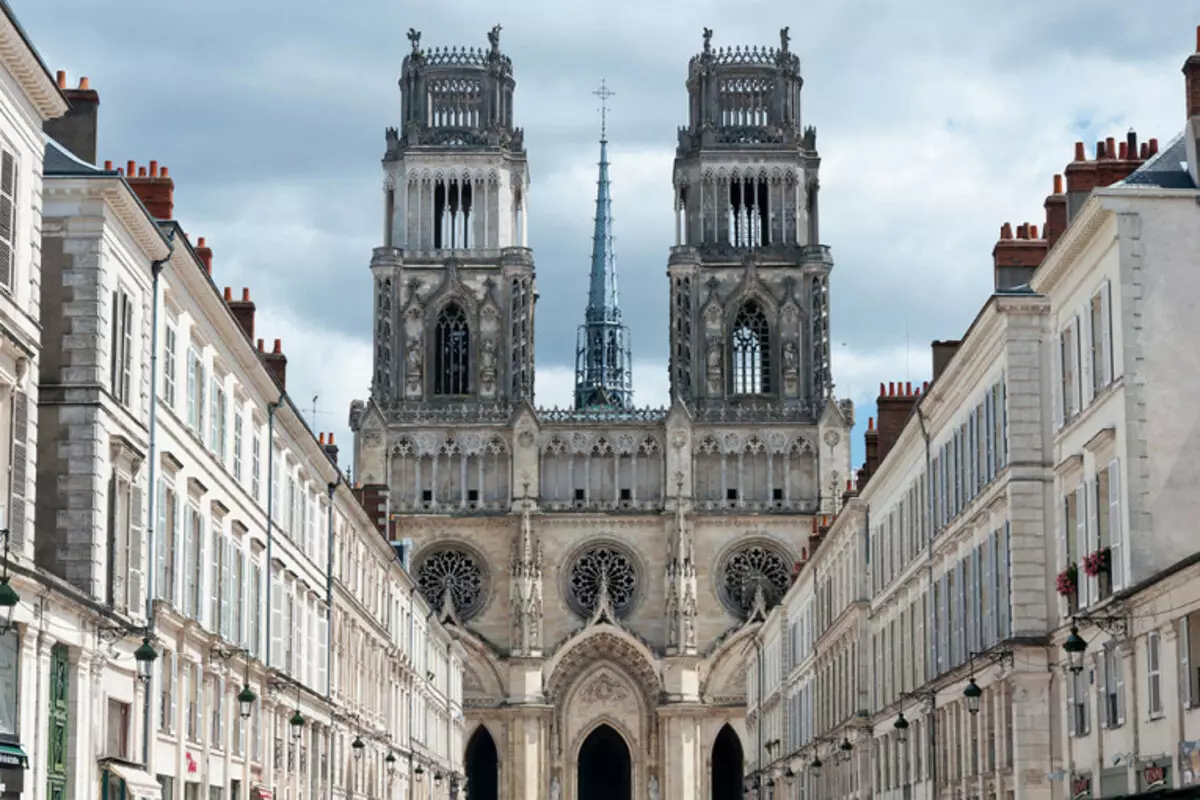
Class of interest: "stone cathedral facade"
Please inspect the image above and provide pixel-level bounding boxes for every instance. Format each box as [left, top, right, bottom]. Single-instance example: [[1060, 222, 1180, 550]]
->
[[348, 26, 853, 800]]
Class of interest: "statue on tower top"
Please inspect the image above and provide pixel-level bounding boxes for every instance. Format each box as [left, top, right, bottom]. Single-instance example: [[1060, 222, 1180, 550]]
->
[[488, 24, 503, 54], [407, 28, 421, 54], [702, 27, 713, 54], [780, 26, 790, 52]]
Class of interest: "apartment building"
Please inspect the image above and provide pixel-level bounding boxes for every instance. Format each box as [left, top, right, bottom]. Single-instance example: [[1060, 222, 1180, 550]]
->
[[0, 6, 465, 800], [747, 24, 1200, 800]]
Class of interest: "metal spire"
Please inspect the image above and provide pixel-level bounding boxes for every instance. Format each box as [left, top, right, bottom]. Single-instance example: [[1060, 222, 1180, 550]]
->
[[574, 79, 633, 410]]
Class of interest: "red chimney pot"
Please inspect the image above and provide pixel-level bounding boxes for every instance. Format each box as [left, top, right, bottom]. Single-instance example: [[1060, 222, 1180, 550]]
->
[[149, 160, 158, 177], [161, 167, 169, 178], [319, 432, 326, 445], [273, 338, 282, 354], [329, 433, 335, 445], [223, 286, 232, 301], [868, 416, 875, 431], [256, 338, 264, 352], [1149, 138, 1159, 155], [126, 160, 135, 175], [1030, 224, 1039, 239], [78, 77, 89, 90], [103, 160, 113, 171], [138, 166, 147, 177], [1053, 174, 1064, 194], [242, 287, 250, 301], [56, 70, 66, 89], [906, 381, 912, 395]]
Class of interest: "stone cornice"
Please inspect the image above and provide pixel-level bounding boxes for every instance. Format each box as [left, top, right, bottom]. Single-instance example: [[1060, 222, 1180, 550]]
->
[[0, 10, 68, 120], [1030, 196, 1111, 295], [44, 179, 171, 264]]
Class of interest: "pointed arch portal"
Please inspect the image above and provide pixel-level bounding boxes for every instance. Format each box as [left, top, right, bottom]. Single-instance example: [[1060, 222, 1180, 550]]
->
[[465, 726, 499, 800], [578, 724, 631, 800], [712, 724, 744, 800]]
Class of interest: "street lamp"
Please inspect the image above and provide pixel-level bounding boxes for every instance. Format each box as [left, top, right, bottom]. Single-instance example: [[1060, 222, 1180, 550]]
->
[[385, 751, 396, 776], [352, 735, 366, 760], [237, 684, 257, 720], [134, 637, 158, 683], [963, 678, 982, 715], [0, 576, 18, 636], [810, 757, 822, 779], [434, 772, 443, 787], [893, 712, 909, 744], [839, 737, 853, 763], [1063, 625, 1088, 675], [289, 708, 305, 740], [414, 764, 425, 781]]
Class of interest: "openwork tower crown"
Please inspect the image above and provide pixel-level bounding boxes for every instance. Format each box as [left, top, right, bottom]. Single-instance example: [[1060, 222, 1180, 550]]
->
[[391, 25, 522, 153], [680, 27, 807, 153]]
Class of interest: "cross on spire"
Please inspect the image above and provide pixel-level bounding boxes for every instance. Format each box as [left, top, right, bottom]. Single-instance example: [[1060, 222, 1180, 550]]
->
[[593, 79, 615, 142]]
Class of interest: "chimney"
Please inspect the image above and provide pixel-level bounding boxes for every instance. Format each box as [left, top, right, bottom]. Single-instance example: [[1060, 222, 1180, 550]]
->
[[992, 219, 1048, 290], [1184, 25, 1200, 119], [44, 73, 100, 164], [194, 236, 213, 274], [126, 160, 175, 220], [1064, 141, 1099, 223], [861, 415, 879, 487], [323, 432, 340, 466], [1043, 174, 1068, 249], [351, 484, 390, 537], [931, 340, 961, 383], [262, 338, 288, 390], [226, 286, 256, 342], [876, 381, 919, 466]]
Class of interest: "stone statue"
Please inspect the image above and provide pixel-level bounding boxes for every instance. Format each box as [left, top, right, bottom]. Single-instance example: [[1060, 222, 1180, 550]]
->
[[488, 24, 502, 53], [549, 775, 560, 800], [407, 28, 421, 54], [405, 337, 423, 377], [783, 340, 798, 373], [707, 341, 721, 372], [480, 338, 497, 380], [702, 27, 713, 53], [648, 775, 660, 800], [780, 26, 790, 52]]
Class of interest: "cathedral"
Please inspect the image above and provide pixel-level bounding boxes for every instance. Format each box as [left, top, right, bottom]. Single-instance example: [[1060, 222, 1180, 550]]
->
[[348, 25, 854, 800]]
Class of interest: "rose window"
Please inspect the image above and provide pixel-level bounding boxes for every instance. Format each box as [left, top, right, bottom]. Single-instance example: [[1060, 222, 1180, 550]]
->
[[566, 543, 639, 618], [719, 543, 791, 617], [415, 548, 487, 620]]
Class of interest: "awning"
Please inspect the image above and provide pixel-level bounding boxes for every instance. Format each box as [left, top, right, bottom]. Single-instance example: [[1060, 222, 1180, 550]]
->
[[0, 743, 27, 769], [251, 787, 272, 800], [103, 762, 163, 800]]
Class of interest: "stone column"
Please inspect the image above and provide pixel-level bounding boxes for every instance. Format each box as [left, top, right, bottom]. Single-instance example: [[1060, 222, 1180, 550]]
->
[[22, 630, 49, 800], [507, 707, 548, 800], [657, 708, 702, 800], [1011, 661, 1054, 800]]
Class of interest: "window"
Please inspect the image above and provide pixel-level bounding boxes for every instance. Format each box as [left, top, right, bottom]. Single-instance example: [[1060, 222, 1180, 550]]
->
[[250, 557, 263, 658], [251, 426, 262, 500], [731, 299, 770, 394], [1147, 631, 1163, 719], [210, 676, 224, 749], [107, 473, 144, 617], [233, 412, 244, 482], [106, 698, 131, 758], [0, 150, 17, 290], [186, 661, 201, 742], [156, 481, 179, 605], [159, 648, 176, 734], [0, 630, 17, 735], [1090, 282, 1114, 394], [1059, 318, 1080, 423], [1101, 642, 1125, 727], [110, 289, 135, 405], [209, 378, 227, 461], [1068, 667, 1089, 736], [187, 348, 205, 434], [163, 324, 177, 408], [433, 302, 470, 395], [184, 505, 204, 620], [235, 547, 246, 646]]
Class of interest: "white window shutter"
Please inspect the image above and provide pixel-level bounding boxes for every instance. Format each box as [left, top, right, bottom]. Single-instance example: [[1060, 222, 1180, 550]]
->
[[1071, 315, 1083, 416], [1081, 305, 1095, 406], [1108, 461, 1124, 591], [1076, 485, 1089, 608], [1067, 668, 1077, 735], [129, 485, 145, 620], [270, 570, 284, 669], [1097, 650, 1108, 728], [1101, 279, 1114, 384], [1087, 478, 1100, 601], [1182, 616, 1192, 709], [1054, 332, 1065, 430], [1115, 650, 1126, 724]]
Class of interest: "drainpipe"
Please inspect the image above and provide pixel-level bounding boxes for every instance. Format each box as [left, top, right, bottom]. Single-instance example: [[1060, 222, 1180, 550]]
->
[[325, 476, 341, 800], [915, 404, 938, 793], [143, 228, 176, 769], [264, 395, 284, 670]]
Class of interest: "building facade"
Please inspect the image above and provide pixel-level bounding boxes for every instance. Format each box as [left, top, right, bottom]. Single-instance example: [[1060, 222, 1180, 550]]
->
[[0, 6, 465, 800], [350, 26, 854, 800], [746, 26, 1200, 800]]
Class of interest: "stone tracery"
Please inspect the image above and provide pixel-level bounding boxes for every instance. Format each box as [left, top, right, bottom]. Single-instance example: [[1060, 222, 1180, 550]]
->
[[415, 546, 488, 619], [566, 543, 639, 618]]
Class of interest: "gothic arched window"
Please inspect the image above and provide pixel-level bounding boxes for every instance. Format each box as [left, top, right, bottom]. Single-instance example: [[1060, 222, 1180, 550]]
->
[[434, 302, 470, 395], [731, 300, 770, 394]]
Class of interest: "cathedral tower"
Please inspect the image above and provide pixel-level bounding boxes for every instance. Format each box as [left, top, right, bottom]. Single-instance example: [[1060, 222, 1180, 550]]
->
[[574, 81, 634, 410], [370, 25, 536, 413], [668, 27, 833, 412]]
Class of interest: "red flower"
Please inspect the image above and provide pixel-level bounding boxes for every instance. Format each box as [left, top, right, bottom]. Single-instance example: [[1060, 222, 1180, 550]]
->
[[1082, 547, 1111, 577], [1056, 563, 1078, 596]]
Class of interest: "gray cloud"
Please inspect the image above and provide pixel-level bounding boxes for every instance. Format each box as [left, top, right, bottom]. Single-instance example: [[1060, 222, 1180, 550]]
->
[[15, 0, 1199, 462]]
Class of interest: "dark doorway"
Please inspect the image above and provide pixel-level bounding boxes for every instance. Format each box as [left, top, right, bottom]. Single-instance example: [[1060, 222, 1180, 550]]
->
[[465, 727, 499, 800], [712, 724, 744, 800], [578, 724, 631, 800]]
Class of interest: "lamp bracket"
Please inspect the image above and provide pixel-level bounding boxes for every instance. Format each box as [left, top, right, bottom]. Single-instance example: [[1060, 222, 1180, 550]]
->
[[210, 645, 250, 661], [899, 689, 937, 712], [1078, 613, 1130, 639], [97, 624, 149, 647]]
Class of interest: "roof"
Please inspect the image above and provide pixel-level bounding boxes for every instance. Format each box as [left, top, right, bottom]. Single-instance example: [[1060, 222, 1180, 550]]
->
[[43, 136, 116, 176], [0, 0, 68, 119], [1120, 131, 1196, 189]]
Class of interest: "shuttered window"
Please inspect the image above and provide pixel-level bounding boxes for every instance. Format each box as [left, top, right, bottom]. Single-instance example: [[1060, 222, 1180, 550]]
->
[[0, 151, 16, 291]]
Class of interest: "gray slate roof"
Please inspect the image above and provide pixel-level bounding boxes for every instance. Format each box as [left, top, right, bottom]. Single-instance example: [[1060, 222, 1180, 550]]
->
[[1120, 132, 1196, 189]]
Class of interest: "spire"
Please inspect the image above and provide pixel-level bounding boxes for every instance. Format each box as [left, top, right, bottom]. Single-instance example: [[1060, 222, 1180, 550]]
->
[[574, 79, 634, 410]]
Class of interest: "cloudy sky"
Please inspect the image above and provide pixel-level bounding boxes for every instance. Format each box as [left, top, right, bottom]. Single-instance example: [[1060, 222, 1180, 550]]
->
[[15, 0, 1196, 465]]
